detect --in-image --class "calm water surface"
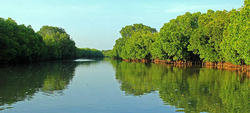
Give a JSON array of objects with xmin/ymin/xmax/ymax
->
[{"xmin": 0, "ymin": 58, "xmax": 250, "ymax": 113}]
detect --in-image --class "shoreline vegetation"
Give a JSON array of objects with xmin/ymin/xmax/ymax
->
[
  {"xmin": 105, "ymin": 0, "xmax": 250, "ymax": 74},
  {"xmin": 1, "ymin": 0, "xmax": 250, "ymax": 75},
  {"xmin": 0, "ymin": 19, "xmax": 104, "ymax": 64}
]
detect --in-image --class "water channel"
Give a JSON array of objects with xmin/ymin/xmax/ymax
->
[{"xmin": 0, "ymin": 58, "xmax": 249, "ymax": 113}]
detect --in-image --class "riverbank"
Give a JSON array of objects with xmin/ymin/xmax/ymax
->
[{"xmin": 118, "ymin": 58, "xmax": 250, "ymax": 75}]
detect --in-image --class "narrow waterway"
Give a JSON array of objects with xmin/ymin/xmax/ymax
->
[{"xmin": 0, "ymin": 58, "xmax": 249, "ymax": 113}]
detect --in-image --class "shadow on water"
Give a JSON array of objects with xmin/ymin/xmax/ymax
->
[
  {"xmin": 107, "ymin": 59, "xmax": 250, "ymax": 113},
  {"xmin": 0, "ymin": 58, "xmax": 102, "ymax": 111}
]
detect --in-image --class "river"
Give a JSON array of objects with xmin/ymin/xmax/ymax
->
[{"xmin": 0, "ymin": 58, "xmax": 249, "ymax": 113}]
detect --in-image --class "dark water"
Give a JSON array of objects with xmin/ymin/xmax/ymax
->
[{"xmin": 0, "ymin": 58, "xmax": 250, "ymax": 113}]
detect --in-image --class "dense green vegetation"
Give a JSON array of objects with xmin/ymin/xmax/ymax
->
[
  {"xmin": 106, "ymin": 24, "xmax": 157, "ymax": 59},
  {"xmin": 0, "ymin": 18, "xmax": 47, "ymax": 62},
  {"xmin": 107, "ymin": 0, "xmax": 250, "ymax": 65},
  {"xmin": 76, "ymin": 48, "xmax": 104, "ymax": 58},
  {"xmin": 0, "ymin": 18, "xmax": 103, "ymax": 63},
  {"xmin": 110, "ymin": 60, "xmax": 250, "ymax": 112},
  {"xmin": 37, "ymin": 26, "xmax": 77, "ymax": 60}
]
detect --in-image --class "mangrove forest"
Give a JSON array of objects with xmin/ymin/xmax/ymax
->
[
  {"xmin": 0, "ymin": 18, "xmax": 104, "ymax": 63},
  {"xmin": 106, "ymin": 0, "xmax": 250, "ymax": 72}
]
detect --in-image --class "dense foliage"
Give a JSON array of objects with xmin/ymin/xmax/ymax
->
[
  {"xmin": 107, "ymin": 0, "xmax": 250, "ymax": 65},
  {"xmin": 0, "ymin": 19, "xmax": 103, "ymax": 63},
  {"xmin": 188, "ymin": 10, "xmax": 229, "ymax": 62},
  {"xmin": 0, "ymin": 18, "xmax": 47, "ymax": 62},
  {"xmin": 76, "ymin": 48, "xmax": 104, "ymax": 58},
  {"xmin": 107, "ymin": 24, "xmax": 157, "ymax": 59},
  {"xmin": 38, "ymin": 26, "xmax": 77, "ymax": 60}
]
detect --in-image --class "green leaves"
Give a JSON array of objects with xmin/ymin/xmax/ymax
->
[
  {"xmin": 158, "ymin": 12, "xmax": 200, "ymax": 61},
  {"xmin": 122, "ymin": 31, "xmax": 153, "ymax": 59},
  {"xmin": 38, "ymin": 26, "xmax": 77, "ymax": 60},
  {"xmin": 0, "ymin": 18, "xmax": 47, "ymax": 62},
  {"xmin": 149, "ymin": 34, "xmax": 167, "ymax": 60},
  {"xmin": 76, "ymin": 48, "xmax": 104, "ymax": 58},
  {"xmin": 188, "ymin": 10, "xmax": 229, "ymax": 62},
  {"xmin": 220, "ymin": 2, "xmax": 250, "ymax": 65},
  {"xmin": 111, "ymin": 24, "xmax": 157, "ymax": 60},
  {"xmin": 0, "ymin": 17, "xmax": 103, "ymax": 63}
]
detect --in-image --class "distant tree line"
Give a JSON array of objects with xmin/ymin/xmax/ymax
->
[
  {"xmin": 0, "ymin": 18, "xmax": 103, "ymax": 63},
  {"xmin": 106, "ymin": 0, "xmax": 250, "ymax": 65},
  {"xmin": 76, "ymin": 48, "xmax": 104, "ymax": 58}
]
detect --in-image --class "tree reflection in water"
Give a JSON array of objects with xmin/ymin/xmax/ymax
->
[
  {"xmin": 0, "ymin": 59, "xmax": 102, "ymax": 111},
  {"xmin": 110, "ymin": 60, "xmax": 250, "ymax": 112}
]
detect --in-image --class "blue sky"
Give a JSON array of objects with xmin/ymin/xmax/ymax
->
[{"xmin": 0, "ymin": 0, "xmax": 244, "ymax": 50}]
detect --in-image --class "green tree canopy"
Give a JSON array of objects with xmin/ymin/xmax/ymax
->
[
  {"xmin": 0, "ymin": 18, "xmax": 47, "ymax": 62},
  {"xmin": 38, "ymin": 26, "xmax": 76, "ymax": 60},
  {"xmin": 121, "ymin": 31, "xmax": 154, "ymax": 59},
  {"xmin": 188, "ymin": 10, "xmax": 230, "ymax": 62},
  {"xmin": 159, "ymin": 12, "xmax": 200, "ymax": 61},
  {"xmin": 220, "ymin": 0, "xmax": 250, "ymax": 65},
  {"xmin": 110, "ymin": 24, "xmax": 157, "ymax": 59}
]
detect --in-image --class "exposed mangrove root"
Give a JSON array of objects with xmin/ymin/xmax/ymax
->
[
  {"xmin": 118, "ymin": 58, "xmax": 250, "ymax": 77},
  {"xmin": 204, "ymin": 62, "xmax": 250, "ymax": 75},
  {"xmin": 122, "ymin": 58, "xmax": 194, "ymax": 67}
]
